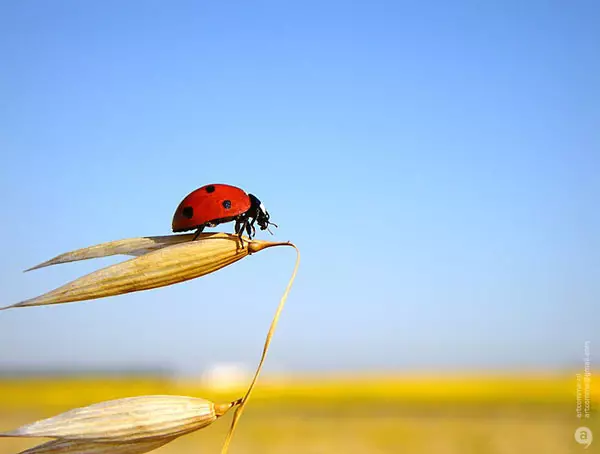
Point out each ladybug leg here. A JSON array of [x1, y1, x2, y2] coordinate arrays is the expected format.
[[234, 216, 249, 248], [192, 225, 205, 241], [246, 218, 257, 239], [234, 218, 244, 236]]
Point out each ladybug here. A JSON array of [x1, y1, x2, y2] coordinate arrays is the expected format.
[[172, 183, 277, 242]]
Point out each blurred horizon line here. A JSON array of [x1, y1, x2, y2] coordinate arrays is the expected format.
[[0, 364, 593, 379]]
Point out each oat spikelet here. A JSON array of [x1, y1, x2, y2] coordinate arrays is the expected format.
[[0, 395, 240, 442], [2, 233, 291, 310], [15, 437, 177, 454], [24, 234, 199, 272]]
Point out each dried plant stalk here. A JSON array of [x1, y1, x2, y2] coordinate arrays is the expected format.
[[220, 244, 301, 454], [1, 231, 301, 454], [0, 395, 241, 442], [16, 437, 177, 454], [2, 233, 291, 310]]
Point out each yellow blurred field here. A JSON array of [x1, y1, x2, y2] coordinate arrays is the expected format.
[[0, 372, 597, 454]]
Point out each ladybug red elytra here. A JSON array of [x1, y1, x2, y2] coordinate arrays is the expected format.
[[172, 183, 277, 241]]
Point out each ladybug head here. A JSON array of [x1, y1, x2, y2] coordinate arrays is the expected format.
[[248, 193, 278, 233]]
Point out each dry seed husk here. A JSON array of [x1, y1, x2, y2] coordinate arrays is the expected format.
[[0, 395, 239, 442], [2, 233, 291, 310], [16, 437, 177, 454], [24, 234, 199, 272]]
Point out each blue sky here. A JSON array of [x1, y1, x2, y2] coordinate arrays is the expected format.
[[0, 0, 598, 376]]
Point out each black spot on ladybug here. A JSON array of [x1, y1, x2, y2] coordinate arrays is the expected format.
[[222, 200, 232, 209], [205, 185, 216, 193], [182, 206, 194, 219]]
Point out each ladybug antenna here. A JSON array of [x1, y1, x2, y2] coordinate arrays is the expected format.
[[266, 221, 278, 235]]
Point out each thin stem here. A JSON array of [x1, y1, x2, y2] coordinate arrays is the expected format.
[[220, 243, 300, 454]]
